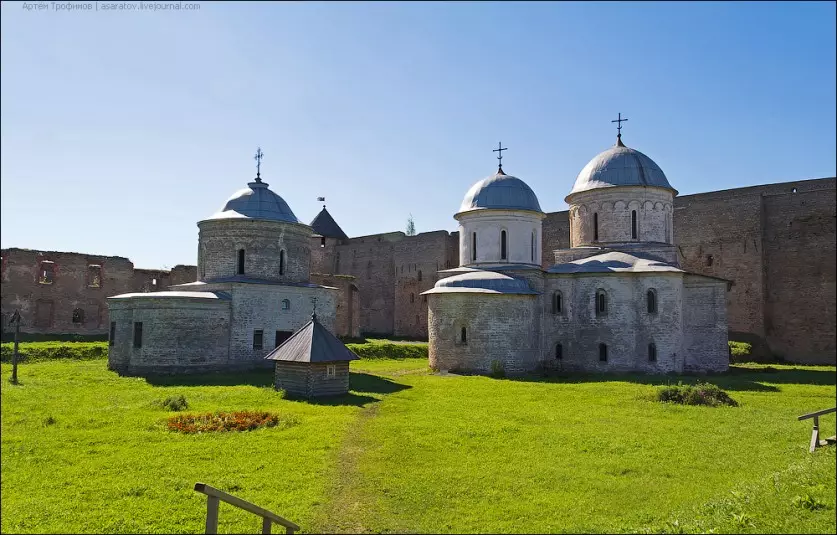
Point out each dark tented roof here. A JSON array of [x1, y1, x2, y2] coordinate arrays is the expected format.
[[310, 207, 349, 240], [265, 314, 359, 363]]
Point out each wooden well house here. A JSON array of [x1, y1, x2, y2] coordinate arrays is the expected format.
[[265, 313, 359, 398]]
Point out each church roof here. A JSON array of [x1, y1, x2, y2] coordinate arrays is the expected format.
[[546, 251, 684, 274], [265, 314, 359, 363], [108, 291, 231, 300], [310, 207, 349, 240], [567, 137, 677, 200], [206, 180, 302, 223], [457, 169, 543, 216], [421, 270, 539, 295]]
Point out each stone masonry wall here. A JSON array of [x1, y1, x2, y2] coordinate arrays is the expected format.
[[682, 275, 729, 372], [309, 273, 360, 338], [427, 292, 540, 375], [1, 247, 194, 337]]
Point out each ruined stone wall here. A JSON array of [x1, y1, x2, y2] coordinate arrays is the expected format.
[[0, 247, 198, 337]]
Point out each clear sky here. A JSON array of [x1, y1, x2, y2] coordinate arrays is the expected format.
[[1, 1, 835, 269]]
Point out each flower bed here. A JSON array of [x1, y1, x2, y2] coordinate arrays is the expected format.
[[167, 411, 294, 434]]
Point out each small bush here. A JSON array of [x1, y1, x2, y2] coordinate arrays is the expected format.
[[43, 415, 56, 426], [158, 395, 188, 412], [490, 360, 506, 379], [656, 382, 738, 407], [167, 411, 296, 434], [792, 494, 827, 511], [728, 341, 752, 362]]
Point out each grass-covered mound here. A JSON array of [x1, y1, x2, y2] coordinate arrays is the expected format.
[[729, 340, 753, 361], [2, 339, 428, 362], [656, 381, 739, 407], [0, 341, 107, 363], [167, 411, 295, 434]]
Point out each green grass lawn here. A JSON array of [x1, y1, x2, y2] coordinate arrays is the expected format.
[[1, 357, 835, 534]]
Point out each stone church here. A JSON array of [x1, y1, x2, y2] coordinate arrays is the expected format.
[[107, 163, 341, 375], [424, 133, 730, 375]]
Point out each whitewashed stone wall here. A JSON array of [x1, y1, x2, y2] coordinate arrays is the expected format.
[[227, 283, 337, 365], [107, 296, 231, 374], [457, 210, 545, 267], [427, 292, 539, 376], [569, 187, 674, 247], [198, 219, 312, 283], [682, 274, 729, 372], [542, 273, 684, 373]]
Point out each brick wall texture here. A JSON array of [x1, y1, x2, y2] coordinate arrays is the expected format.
[[2, 177, 834, 364]]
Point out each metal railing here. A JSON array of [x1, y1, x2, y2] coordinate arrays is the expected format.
[[797, 407, 836, 453], [194, 483, 300, 534]]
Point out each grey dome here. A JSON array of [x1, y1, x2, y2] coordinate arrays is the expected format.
[[422, 271, 538, 295], [207, 180, 301, 223], [568, 139, 677, 198], [457, 170, 542, 215]]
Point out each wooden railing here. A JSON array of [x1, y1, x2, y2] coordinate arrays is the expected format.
[[194, 483, 300, 534], [797, 407, 837, 453]]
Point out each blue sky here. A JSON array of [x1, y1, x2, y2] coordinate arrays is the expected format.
[[1, 1, 835, 269]]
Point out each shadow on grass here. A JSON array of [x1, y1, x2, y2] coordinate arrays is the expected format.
[[143, 369, 274, 387], [141, 370, 411, 407], [499, 365, 836, 391]]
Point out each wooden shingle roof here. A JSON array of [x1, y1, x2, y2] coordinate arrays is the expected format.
[[264, 314, 359, 363]]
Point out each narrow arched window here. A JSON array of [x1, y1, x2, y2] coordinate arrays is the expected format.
[[320, 236, 326, 248], [596, 290, 607, 316], [500, 230, 507, 260], [279, 250, 285, 276], [593, 213, 599, 241], [647, 289, 657, 314], [72, 308, 85, 324], [648, 343, 657, 362], [460, 326, 467, 344], [553, 291, 563, 314], [237, 249, 245, 275], [281, 299, 290, 311], [410, 293, 415, 303], [472, 232, 477, 262], [599, 343, 608, 362], [631, 210, 637, 239], [555, 343, 563, 360], [531, 231, 536, 262], [417, 270, 422, 281]]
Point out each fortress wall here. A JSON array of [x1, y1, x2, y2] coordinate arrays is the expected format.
[[762, 186, 836, 363]]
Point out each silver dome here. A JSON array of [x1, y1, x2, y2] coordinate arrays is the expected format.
[[568, 139, 676, 198], [207, 180, 301, 223], [421, 271, 538, 295], [457, 170, 542, 215]]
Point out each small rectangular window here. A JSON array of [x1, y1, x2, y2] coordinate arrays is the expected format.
[[326, 364, 336, 378], [39, 261, 55, 285], [109, 321, 116, 346], [253, 329, 264, 350], [133, 322, 143, 348], [88, 264, 102, 288], [599, 343, 607, 362]]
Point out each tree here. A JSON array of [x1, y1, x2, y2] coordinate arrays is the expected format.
[[406, 214, 416, 236]]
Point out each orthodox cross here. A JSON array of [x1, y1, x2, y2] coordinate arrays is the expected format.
[[254, 147, 264, 181], [493, 142, 507, 172], [611, 113, 628, 138]]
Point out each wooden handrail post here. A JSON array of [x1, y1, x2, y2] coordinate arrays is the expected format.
[[194, 483, 300, 534], [205, 495, 220, 534]]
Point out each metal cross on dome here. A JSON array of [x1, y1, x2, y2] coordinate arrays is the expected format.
[[254, 147, 264, 181], [493, 141, 507, 172], [611, 113, 628, 136]]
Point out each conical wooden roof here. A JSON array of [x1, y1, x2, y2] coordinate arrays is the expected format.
[[265, 314, 359, 363], [310, 207, 349, 240]]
